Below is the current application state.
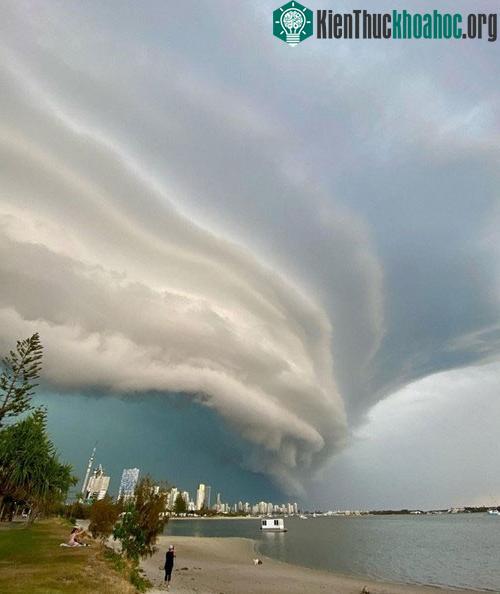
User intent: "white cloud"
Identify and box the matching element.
[313,362,500,509]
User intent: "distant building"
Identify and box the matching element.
[196,483,206,510]
[168,488,179,510]
[85,464,110,501]
[118,468,140,500]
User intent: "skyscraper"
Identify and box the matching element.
[168,487,179,510]
[80,445,96,498]
[85,464,110,501]
[118,468,140,501]
[196,483,206,510]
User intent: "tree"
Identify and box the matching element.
[0,333,43,427]
[89,496,122,542]
[113,476,168,561]
[0,408,77,520]
[174,492,187,515]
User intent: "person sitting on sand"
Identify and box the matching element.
[164,544,175,590]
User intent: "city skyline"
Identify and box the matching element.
[80,463,303,515]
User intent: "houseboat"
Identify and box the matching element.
[260,518,287,532]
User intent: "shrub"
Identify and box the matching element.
[89,496,121,541]
[113,476,167,561]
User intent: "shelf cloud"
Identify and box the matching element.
[0,53,353,491]
[1,0,499,498]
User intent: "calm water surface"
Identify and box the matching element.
[165,514,500,591]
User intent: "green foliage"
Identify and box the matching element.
[129,566,151,592]
[0,333,43,427]
[104,547,127,572]
[113,504,145,562]
[103,548,151,593]
[89,496,122,541]
[113,476,168,561]
[62,501,91,521]
[0,408,77,519]
[174,491,187,515]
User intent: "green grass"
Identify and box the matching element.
[0,519,138,593]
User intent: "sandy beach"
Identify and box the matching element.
[141,535,480,594]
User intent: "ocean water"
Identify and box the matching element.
[165,514,500,591]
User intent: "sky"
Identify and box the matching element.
[0,0,499,509]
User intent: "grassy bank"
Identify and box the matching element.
[0,518,145,593]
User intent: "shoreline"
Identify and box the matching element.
[169,515,256,520]
[142,535,483,594]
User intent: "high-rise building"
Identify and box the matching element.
[80,445,97,500]
[85,464,110,501]
[168,487,179,510]
[118,468,140,500]
[206,485,212,509]
[196,483,206,510]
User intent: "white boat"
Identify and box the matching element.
[299,514,308,519]
[487,509,500,515]
[261,518,287,532]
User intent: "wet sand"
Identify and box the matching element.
[142,535,480,594]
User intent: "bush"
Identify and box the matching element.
[62,501,91,521]
[104,548,151,592]
[113,476,167,561]
[89,496,121,541]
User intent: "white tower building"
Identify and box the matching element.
[85,464,110,501]
[196,483,206,510]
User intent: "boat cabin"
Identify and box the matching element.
[260,518,287,532]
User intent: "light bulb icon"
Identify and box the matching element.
[273,2,313,46]
[280,7,305,45]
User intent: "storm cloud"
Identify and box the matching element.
[0,0,499,499]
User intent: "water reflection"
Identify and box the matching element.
[261,531,286,558]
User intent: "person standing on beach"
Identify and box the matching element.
[164,544,175,590]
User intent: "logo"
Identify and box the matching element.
[273,1,313,46]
